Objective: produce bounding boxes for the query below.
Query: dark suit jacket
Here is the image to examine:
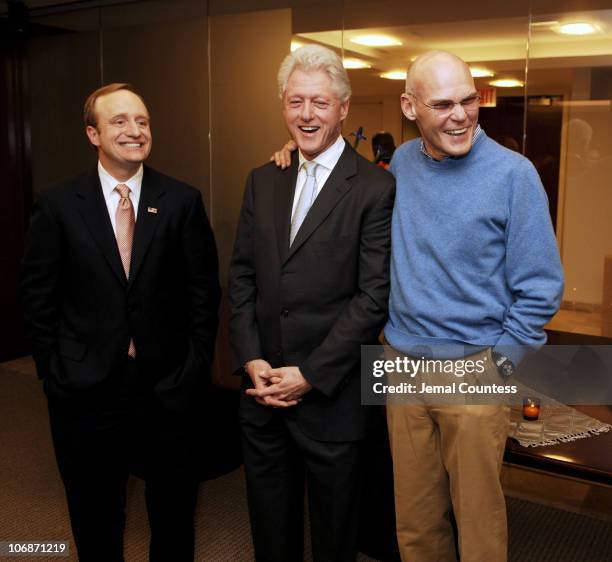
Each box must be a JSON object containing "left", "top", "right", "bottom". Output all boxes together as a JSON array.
[
  {"left": 229, "top": 141, "right": 395, "bottom": 442},
  {"left": 21, "top": 165, "right": 221, "bottom": 414}
]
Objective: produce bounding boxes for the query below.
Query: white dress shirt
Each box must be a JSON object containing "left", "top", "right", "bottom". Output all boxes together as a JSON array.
[
  {"left": 291, "top": 135, "right": 346, "bottom": 219},
  {"left": 98, "top": 161, "right": 143, "bottom": 235}
]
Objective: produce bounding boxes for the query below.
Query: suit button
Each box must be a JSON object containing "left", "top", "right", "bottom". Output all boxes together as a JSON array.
[{"left": 281, "top": 309, "right": 289, "bottom": 317}]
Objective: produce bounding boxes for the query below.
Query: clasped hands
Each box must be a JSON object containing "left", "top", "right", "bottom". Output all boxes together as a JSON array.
[{"left": 245, "top": 359, "right": 312, "bottom": 408}]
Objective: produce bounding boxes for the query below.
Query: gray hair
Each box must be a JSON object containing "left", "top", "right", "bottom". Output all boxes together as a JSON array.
[{"left": 277, "top": 44, "right": 351, "bottom": 103}]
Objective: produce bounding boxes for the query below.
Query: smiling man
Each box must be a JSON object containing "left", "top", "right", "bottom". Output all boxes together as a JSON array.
[
  {"left": 229, "top": 45, "right": 395, "bottom": 561},
  {"left": 85, "top": 87, "right": 152, "bottom": 175},
  {"left": 400, "top": 51, "right": 480, "bottom": 159},
  {"left": 21, "top": 83, "right": 220, "bottom": 561},
  {"left": 384, "top": 51, "right": 564, "bottom": 562}
]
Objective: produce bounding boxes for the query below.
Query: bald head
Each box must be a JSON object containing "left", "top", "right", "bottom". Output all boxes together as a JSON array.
[
  {"left": 400, "top": 50, "right": 479, "bottom": 160},
  {"left": 406, "top": 51, "right": 474, "bottom": 96}
]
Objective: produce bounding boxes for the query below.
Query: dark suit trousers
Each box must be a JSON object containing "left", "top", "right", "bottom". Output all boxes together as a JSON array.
[
  {"left": 241, "top": 411, "right": 364, "bottom": 562},
  {"left": 47, "top": 358, "right": 198, "bottom": 562}
]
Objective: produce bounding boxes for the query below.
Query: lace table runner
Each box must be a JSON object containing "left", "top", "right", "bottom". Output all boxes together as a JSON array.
[{"left": 508, "top": 383, "right": 611, "bottom": 447}]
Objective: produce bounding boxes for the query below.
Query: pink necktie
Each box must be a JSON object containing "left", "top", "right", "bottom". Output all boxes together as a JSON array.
[{"left": 115, "top": 183, "right": 136, "bottom": 358}]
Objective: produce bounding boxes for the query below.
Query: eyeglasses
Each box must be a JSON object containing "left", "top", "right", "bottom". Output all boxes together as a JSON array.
[{"left": 408, "top": 93, "right": 480, "bottom": 115}]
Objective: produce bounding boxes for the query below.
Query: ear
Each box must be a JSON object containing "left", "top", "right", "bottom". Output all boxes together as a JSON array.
[
  {"left": 86, "top": 125, "right": 101, "bottom": 147},
  {"left": 400, "top": 93, "right": 417, "bottom": 121},
  {"left": 339, "top": 99, "right": 350, "bottom": 122}
]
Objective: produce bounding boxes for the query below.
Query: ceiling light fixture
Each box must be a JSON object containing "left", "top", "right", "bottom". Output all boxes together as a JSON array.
[
  {"left": 557, "top": 22, "right": 598, "bottom": 35},
  {"left": 343, "top": 58, "right": 372, "bottom": 69},
  {"left": 470, "top": 67, "right": 495, "bottom": 78},
  {"left": 489, "top": 78, "right": 524, "bottom": 88},
  {"left": 380, "top": 71, "right": 407, "bottom": 80},
  {"left": 350, "top": 34, "right": 403, "bottom": 47}
]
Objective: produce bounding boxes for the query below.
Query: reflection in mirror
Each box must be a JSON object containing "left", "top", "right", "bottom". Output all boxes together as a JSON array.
[
  {"left": 289, "top": 0, "right": 611, "bottom": 339},
  {"left": 294, "top": 9, "right": 531, "bottom": 166},
  {"left": 527, "top": 8, "right": 612, "bottom": 337}
]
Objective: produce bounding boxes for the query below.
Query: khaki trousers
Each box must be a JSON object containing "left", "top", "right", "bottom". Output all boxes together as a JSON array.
[{"left": 385, "top": 349, "right": 510, "bottom": 562}]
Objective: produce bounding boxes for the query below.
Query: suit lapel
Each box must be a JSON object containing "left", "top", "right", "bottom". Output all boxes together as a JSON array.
[
  {"left": 128, "top": 165, "right": 164, "bottom": 288},
  {"left": 285, "top": 140, "right": 357, "bottom": 263},
  {"left": 76, "top": 168, "right": 127, "bottom": 286},
  {"left": 274, "top": 156, "right": 299, "bottom": 264}
]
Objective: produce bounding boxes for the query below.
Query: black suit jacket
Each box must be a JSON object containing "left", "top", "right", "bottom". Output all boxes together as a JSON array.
[
  {"left": 21, "top": 165, "right": 221, "bottom": 414},
  {"left": 229, "top": 141, "right": 395, "bottom": 442}
]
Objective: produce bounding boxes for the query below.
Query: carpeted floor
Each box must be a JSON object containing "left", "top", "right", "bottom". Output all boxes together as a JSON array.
[{"left": 1, "top": 357, "right": 611, "bottom": 562}]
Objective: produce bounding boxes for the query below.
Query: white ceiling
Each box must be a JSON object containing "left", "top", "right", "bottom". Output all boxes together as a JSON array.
[{"left": 295, "top": 9, "right": 612, "bottom": 97}]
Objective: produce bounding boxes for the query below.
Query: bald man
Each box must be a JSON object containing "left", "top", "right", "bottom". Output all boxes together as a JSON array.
[{"left": 383, "top": 51, "right": 563, "bottom": 561}]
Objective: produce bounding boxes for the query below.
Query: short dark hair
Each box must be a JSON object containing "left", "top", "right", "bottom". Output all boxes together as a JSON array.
[
  {"left": 372, "top": 131, "right": 396, "bottom": 164},
  {"left": 83, "top": 83, "right": 145, "bottom": 128}
]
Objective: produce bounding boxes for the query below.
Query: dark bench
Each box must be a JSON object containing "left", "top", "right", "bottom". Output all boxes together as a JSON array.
[{"left": 504, "top": 404, "right": 612, "bottom": 485}]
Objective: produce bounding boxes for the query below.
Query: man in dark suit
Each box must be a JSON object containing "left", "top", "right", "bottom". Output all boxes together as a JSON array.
[
  {"left": 229, "top": 45, "right": 395, "bottom": 562},
  {"left": 21, "top": 83, "right": 220, "bottom": 562}
]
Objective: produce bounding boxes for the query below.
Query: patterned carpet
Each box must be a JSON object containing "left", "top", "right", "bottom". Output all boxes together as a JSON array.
[
  {"left": 1, "top": 357, "right": 610, "bottom": 561},
  {"left": 0, "top": 358, "right": 375, "bottom": 562}
]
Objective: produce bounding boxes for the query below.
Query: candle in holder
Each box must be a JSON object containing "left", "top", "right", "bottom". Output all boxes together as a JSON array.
[{"left": 522, "top": 397, "right": 541, "bottom": 421}]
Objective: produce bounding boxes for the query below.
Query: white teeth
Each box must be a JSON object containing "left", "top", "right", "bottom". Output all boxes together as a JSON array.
[
  {"left": 123, "top": 143, "right": 142, "bottom": 147},
  {"left": 300, "top": 127, "right": 319, "bottom": 132},
  {"left": 445, "top": 128, "right": 467, "bottom": 136}
]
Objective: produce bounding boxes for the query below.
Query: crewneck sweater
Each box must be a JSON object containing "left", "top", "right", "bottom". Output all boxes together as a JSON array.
[{"left": 384, "top": 131, "right": 564, "bottom": 363}]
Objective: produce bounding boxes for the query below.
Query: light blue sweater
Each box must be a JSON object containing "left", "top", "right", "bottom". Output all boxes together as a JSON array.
[{"left": 384, "top": 131, "right": 564, "bottom": 363}]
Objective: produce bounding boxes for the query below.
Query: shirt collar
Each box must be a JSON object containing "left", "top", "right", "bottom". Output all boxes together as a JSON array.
[
  {"left": 420, "top": 124, "right": 483, "bottom": 161},
  {"left": 298, "top": 135, "right": 345, "bottom": 172},
  {"left": 98, "top": 161, "right": 144, "bottom": 199}
]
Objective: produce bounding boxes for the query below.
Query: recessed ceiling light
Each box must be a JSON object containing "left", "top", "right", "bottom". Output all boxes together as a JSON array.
[
  {"left": 290, "top": 41, "right": 303, "bottom": 52},
  {"left": 557, "top": 22, "right": 598, "bottom": 35},
  {"left": 343, "top": 58, "right": 372, "bottom": 69},
  {"left": 470, "top": 67, "right": 494, "bottom": 78},
  {"left": 350, "top": 34, "right": 403, "bottom": 47},
  {"left": 489, "top": 78, "right": 524, "bottom": 88},
  {"left": 380, "top": 71, "right": 407, "bottom": 80}
]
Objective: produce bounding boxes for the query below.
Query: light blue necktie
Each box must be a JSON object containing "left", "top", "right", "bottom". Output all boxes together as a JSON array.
[{"left": 290, "top": 161, "right": 318, "bottom": 246}]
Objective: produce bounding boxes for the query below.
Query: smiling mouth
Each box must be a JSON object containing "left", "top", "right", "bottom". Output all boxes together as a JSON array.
[
  {"left": 298, "top": 126, "right": 320, "bottom": 134},
  {"left": 444, "top": 128, "right": 469, "bottom": 137},
  {"left": 120, "top": 142, "right": 145, "bottom": 148}
]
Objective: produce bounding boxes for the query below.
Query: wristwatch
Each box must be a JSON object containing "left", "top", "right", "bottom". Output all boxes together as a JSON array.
[{"left": 491, "top": 351, "right": 515, "bottom": 378}]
